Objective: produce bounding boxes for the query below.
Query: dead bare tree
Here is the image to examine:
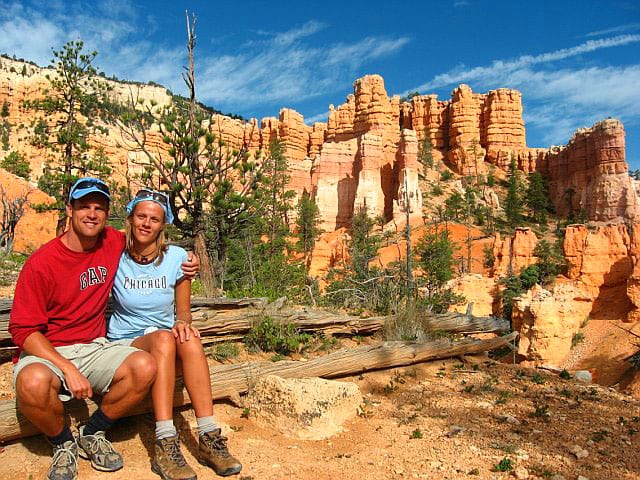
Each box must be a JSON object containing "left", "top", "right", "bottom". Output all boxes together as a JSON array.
[
  {"left": 0, "top": 186, "right": 26, "bottom": 253},
  {"left": 112, "top": 12, "right": 264, "bottom": 295}
]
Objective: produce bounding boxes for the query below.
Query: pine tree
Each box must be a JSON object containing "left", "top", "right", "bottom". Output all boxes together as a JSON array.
[
  {"left": 116, "top": 14, "right": 262, "bottom": 295},
  {"left": 504, "top": 155, "right": 523, "bottom": 228},
  {"left": 295, "top": 191, "right": 321, "bottom": 266},
  {"left": 526, "top": 171, "right": 550, "bottom": 225},
  {"left": 1, "top": 151, "right": 30, "bottom": 179},
  {"left": 415, "top": 223, "right": 460, "bottom": 313},
  {"left": 349, "top": 205, "right": 381, "bottom": 279},
  {"left": 257, "top": 139, "right": 295, "bottom": 255},
  {"left": 24, "top": 39, "right": 112, "bottom": 232},
  {"left": 418, "top": 130, "right": 433, "bottom": 175}
]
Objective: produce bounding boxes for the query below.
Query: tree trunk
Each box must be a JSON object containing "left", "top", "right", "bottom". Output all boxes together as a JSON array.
[
  {"left": 194, "top": 231, "right": 216, "bottom": 297},
  {"left": 0, "top": 332, "right": 517, "bottom": 442}
]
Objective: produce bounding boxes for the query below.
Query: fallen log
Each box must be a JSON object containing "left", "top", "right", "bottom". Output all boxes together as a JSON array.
[
  {"left": 0, "top": 297, "right": 509, "bottom": 348},
  {"left": 0, "top": 331, "right": 517, "bottom": 442}
]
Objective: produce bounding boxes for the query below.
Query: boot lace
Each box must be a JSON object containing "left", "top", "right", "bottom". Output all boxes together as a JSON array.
[
  {"left": 163, "top": 437, "right": 187, "bottom": 467},
  {"left": 51, "top": 442, "right": 77, "bottom": 470},
  {"left": 82, "top": 433, "right": 116, "bottom": 456},
  {"left": 202, "top": 432, "right": 231, "bottom": 458}
]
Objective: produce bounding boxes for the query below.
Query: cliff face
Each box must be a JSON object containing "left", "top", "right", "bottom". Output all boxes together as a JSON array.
[
  {"left": 0, "top": 58, "right": 638, "bottom": 245},
  {"left": 314, "top": 75, "right": 418, "bottom": 230},
  {"left": 543, "top": 119, "right": 639, "bottom": 222}
]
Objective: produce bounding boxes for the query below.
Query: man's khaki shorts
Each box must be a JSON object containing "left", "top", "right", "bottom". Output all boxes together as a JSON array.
[{"left": 13, "top": 337, "right": 140, "bottom": 401}]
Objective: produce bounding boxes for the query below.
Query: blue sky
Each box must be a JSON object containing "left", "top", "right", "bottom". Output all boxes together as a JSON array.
[{"left": 1, "top": 1, "right": 639, "bottom": 168}]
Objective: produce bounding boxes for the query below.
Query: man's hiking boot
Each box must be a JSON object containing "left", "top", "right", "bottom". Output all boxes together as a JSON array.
[
  {"left": 151, "top": 435, "right": 197, "bottom": 480},
  {"left": 48, "top": 439, "right": 78, "bottom": 480},
  {"left": 77, "top": 426, "right": 124, "bottom": 472},
  {"left": 198, "top": 429, "right": 242, "bottom": 477}
]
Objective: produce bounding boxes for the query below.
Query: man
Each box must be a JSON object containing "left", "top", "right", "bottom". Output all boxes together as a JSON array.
[{"left": 9, "top": 178, "right": 198, "bottom": 480}]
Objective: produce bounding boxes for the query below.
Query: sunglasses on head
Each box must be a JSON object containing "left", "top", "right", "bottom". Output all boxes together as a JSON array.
[
  {"left": 135, "top": 189, "right": 169, "bottom": 207},
  {"left": 72, "top": 179, "right": 110, "bottom": 195}
]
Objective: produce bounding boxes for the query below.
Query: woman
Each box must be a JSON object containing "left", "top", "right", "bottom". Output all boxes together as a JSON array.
[{"left": 107, "top": 189, "right": 242, "bottom": 480}]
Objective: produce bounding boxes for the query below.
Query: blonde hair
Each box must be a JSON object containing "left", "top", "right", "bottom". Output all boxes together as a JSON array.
[{"left": 124, "top": 206, "right": 168, "bottom": 265}]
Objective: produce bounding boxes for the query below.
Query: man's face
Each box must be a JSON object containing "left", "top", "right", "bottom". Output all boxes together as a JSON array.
[{"left": 66, "top": 193, "right": 109, "bottom": 240}]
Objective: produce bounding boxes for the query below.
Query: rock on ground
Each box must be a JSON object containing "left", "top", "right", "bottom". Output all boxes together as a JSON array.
[{"left": 244, "top": 375, "right": 362, "bottom": 440}]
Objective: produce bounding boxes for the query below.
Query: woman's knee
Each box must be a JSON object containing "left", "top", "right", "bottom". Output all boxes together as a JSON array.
[
  {"left": 176, "top": 336, "right": 205, "bottom": 359},
  {"left": 149, "top": 330, "right": 176, "bottom": 357}
]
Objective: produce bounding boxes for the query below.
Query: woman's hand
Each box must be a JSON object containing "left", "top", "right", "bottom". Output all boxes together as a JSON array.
[{"left": 172, "top": 320, "right": 200, "bottom": 343}]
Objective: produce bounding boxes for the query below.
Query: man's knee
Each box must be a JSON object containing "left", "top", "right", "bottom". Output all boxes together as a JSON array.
[
  {"left": 118, "top": 350, "right": 157, "bottom": 386},
  {"left": 15, "top": 364, "right": 59, "bottom": 403}
]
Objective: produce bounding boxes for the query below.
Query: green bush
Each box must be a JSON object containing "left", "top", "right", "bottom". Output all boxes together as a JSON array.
[
  {"left": 571, "top": 332, "right": 585, "bottom": 348},
  {"left": 431, "top": 183, "right": 444, "bottom": 196},
  {"left": 244, "top": 316, "right": 312, "bottom": 355},
  {"left": 0, "top": 252, "right": 26, "bottom": 286},
  {"left": 207, "top": 342, "right": 240, "bottom": 362},
  {"left": 440, "top": 169, "right": 453, "bottom": 181},
  {"left": 494, "top": 458, "right": 513, "bottom": 472}
]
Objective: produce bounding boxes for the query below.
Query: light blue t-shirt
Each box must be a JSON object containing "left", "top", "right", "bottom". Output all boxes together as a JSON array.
[{"left": 107, "top": 245, "right": 187, "bottom": 340}]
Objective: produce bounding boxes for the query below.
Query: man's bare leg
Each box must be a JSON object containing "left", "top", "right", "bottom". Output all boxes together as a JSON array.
[
  {"left": 15, "top": 363, "right": 65, "bottom": 437},
  {"left": 99, "top": 350, "right": 156, "bottom": 419}
]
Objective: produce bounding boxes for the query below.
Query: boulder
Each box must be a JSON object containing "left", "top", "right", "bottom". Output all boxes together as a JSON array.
[
  {"left": 512, "top": 282, "right": 594, "bottom": 366},
  {"left": 448, "top": 274, "right": 497, "bottom": 316},
  {"left": 244, "top": 375, "right": 362, "bottom": 440}
]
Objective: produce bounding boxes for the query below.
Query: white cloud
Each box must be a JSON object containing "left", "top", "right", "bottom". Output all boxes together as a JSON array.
[
  {"left": 519, "top": 65, "right": 640, "bottom": 146},
  {"left": 403, "top": 35, "right": 640, "bottom": 147},
  {"left": 197, "top": 31, "right": 409, "bottom": 111},
  {"left": 272, "top": 20, "right": 325, "bottom": 46},
  {"left": 305, "top": 111, "right": 329, "bottom": 124},
  {"left": 585, "top": 23, "right": 640, "bottom": 37},
  {"left": 408, "top": 34, "right": 640, "bottom": 93},
  {"left": 0, "top": 1, "right": 409, "bottom": 114}
]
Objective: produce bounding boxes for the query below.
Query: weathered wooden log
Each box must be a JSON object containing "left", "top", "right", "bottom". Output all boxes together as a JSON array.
[
  {"left": 0, "top": 331, "right": 517, "bottom": 442},
  {"left": 0, "top": 297, "right": 268, "bottom": 345},
  {"left": 0, "top": 297, "right": 509, "bottom": 347}
]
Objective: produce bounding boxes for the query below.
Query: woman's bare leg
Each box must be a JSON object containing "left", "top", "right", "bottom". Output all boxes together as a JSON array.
[
  {"left": 176, "top": 336, "right": 213, "bottom": 417},
  {"left": 132, "top": 330, "right": 176, "bottom": 421}
]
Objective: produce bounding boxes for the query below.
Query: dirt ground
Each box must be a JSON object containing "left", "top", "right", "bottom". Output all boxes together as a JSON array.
[{"left": 0, "top": 325, "right": 639, "bottom": 480}]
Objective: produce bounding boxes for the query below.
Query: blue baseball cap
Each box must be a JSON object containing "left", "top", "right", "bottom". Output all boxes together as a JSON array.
[
  {"left": 69, "top": 177, "right": 111, "bottom": 202},
  {"left": 126, "top": 189, "right": 174, "bottom": 224}
]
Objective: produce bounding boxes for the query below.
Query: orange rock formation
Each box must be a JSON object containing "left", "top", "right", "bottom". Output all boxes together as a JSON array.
[
  {"left": 491, "top": 228, "right": 539, "bottom": 276},
  {"left": 0, "top": 168, "right": 56, "bottom": 253},
  {"left": 1, "top": 56, "right": 638, "bottom": 263},
  {"left": 542, "top": 119, "right": 639, "bottom": 222}
]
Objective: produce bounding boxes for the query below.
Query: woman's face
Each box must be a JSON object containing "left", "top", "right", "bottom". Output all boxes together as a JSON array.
[{"left": 131, "top": 200, "right": 165, "bottom": 245}]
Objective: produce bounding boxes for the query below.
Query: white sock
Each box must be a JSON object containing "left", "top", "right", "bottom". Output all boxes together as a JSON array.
[
  {"left": 155, "top": 420, "right": 177, "bottom": 440},
  {"left": 196, "top": 416, "right": 218, "bottom": 436}
]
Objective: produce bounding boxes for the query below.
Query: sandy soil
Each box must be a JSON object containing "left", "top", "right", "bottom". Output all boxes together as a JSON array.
[{"left": 0, "top": 335, "right": 639, "bottom": 480}]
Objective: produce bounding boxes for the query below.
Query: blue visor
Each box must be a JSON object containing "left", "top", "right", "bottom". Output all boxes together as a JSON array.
[
  {"left": 126, "top": 189, "right": 174, "bottom": 224},
  {"left": 69, "top": 178, "right": 111, "bottom": 202}
]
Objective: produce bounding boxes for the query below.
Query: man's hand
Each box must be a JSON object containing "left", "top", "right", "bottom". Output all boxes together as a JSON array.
[
  {"left": 22, "top": 331, "right": 93, "bottom": 400},
  {"left": 61, "top": 363, "right": 93, "bottom": 400},
  {"left": 181, "top": 252, "right": 200, "bottom": 280}
]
